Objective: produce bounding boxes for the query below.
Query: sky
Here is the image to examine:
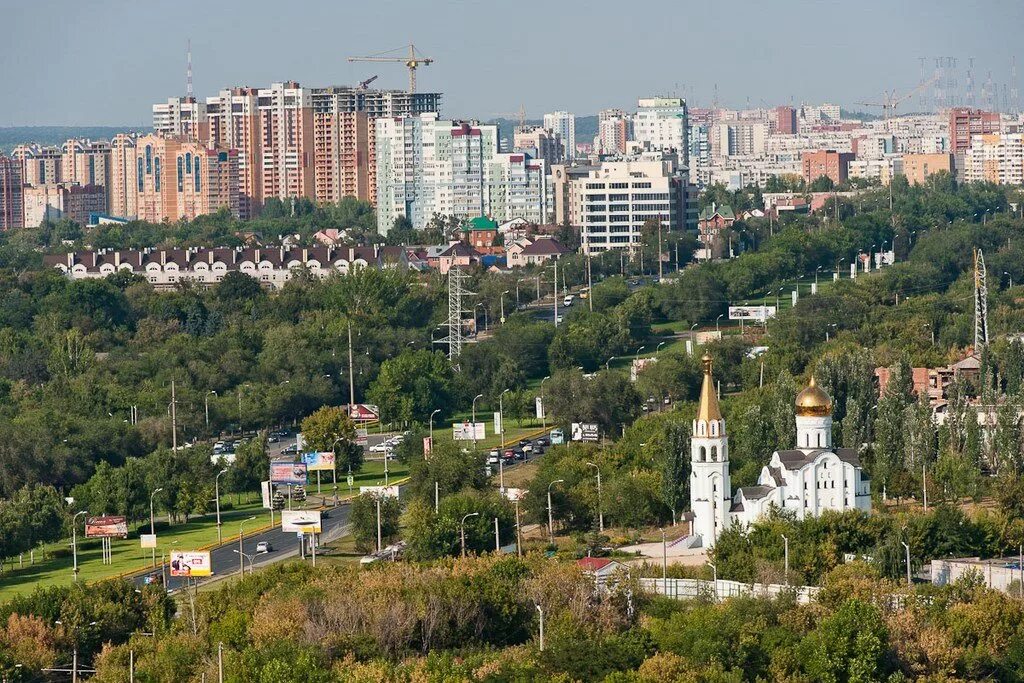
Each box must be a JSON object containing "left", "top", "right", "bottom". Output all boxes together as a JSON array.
[{"left": 2, "top": 0, "right": 1023, "bottom": 127}]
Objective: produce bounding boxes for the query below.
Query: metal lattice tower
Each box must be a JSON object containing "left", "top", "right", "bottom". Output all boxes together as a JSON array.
[
  {"left": 974, "top": 249, "right": 989, "bottom": 351},
  {"left": 186, "top": 39, "right": 193, "bottom": 98},
  {"left": 437, "top": 267, "right": 474, "bottom": 368}
]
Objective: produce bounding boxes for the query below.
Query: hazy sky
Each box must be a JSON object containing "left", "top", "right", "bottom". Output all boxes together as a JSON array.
[{"left": 2, "top": 0, "right": 1023, "bottom": 126}]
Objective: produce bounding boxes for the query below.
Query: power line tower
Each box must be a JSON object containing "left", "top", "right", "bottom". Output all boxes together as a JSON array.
[
  {"left": 974, "top": 248, "right": 989, "bottom": 351},
  {"left": 438, "top": 267, "right": 473, "bottom": 368}
]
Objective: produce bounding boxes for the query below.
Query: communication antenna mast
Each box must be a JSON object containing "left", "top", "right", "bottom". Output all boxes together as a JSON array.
[
  {"left": 965, "top": 57, "right": 975, "bottom": 108},
  {"left": 438, "top": 267, "right": 474, "bottom": 368},
  {"left": 186, "top": 39, "right": 193, "bottom": 98},
  {"left": 1012, "top": 56, "right": 1020, "bottom": 115},
  {"left": 974, "top": 248, "right": 989, "bottom": 351}
]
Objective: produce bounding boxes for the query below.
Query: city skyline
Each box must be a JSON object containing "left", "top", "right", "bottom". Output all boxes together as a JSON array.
[{"left": 3, "top": 0, "right": 1024, "bottom": 126}]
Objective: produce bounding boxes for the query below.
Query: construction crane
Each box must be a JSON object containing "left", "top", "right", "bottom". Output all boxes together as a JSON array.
[
  {"left": 492, "top": 105, "right": 529, "bottom": 128},
  {"left": 357, "top": 75, "right": 379, "bottom": 90},
  {"left": 856, "top": 76, "right": 938, "bottom": 121},
  {"left": 347, "top": 43, "right": 433, "bottom": 94}
]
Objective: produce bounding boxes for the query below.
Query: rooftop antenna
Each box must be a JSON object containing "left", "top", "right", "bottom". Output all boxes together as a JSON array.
[{"left": 186, "top": 39, "right": 193, "bottom": 99}]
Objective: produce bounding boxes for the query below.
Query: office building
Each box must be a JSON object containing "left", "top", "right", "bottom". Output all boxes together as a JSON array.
[
  {"left": 802, "top": 150, "right": 854, "bottom": 185},
  {"left": 949, "top": 108, "right": 1000, "bottom": 155},
  {"left": 543, "top": 111, "right": 576, "bottom": 160},
  {"left": 559, "top": 153, "right": 692, "bottom": 255},
  {"left": 135, "top": 135, "right": 239, "bottom": 222},
  {"left": 902, "top": 153, "right": 954, "bottom": 185},
  {"left": 514, "top": 126, "right": 563, "bottom": 168},
  {"left": 633, "top": 98, "right": 688, "bottom": 163},
  {"left": 0, "top": 154, "right": 24, "bottom": 230},
  {"left": 153, "top": 96, "right": 209, "bottom": 140}
]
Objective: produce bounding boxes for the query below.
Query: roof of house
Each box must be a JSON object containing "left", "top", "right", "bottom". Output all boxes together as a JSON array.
[
  {"left": 461, "top": 216, "right": 499, "bottom": 232},
  {"left": 950, "top": 354, "right": 981, "bottom": 371},
  {"left": 520, "top": 238, "right": 570, "bottom": 256},
  {"left": 698, "top": 204, "right": 736, "bottom": 221},
  {"left": 776, "top": 447, "right": 862, "bottom": 469},
  {"left": 439, "top": 242, "right": 481, "bottom": 258},
  {"left": 577, "top": 557, "right": 620, "bottom": 573},
  {"left": 738, "top": 485, "right": 773, "bottom": 501}
]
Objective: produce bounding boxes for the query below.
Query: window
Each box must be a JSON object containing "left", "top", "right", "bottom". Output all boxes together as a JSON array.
[
  {"left": 145, "top": 145, "right": 152, "bottom": 174},
  {"left": 137, "top": 158, "right": 144, "bottom": 192},
  {"left": 195, "top": 159, "right": 201, "bottom": 192},
  {"left": 185, "top": 152, "right": 192, "bottom": 174},
  {"left": 177, "top": 156, "right": 183, "bottom": 192},
  {"left": 154, "top": 157, "right": 161, "bottom": 191},
  {"left": 88, "top": 156, "right": 96, "bottom": 185},
  {"left": 699, "top": 446, "right": 706, "bottom": 462},
  {"left": 711, "top": 446, "right": 718, "bottom": 461}
]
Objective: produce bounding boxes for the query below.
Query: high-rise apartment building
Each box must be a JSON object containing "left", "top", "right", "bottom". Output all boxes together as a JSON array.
[
  {"left": 543, "top": 111, "right": 576, "bottom": 161},
  {"left": 206, "top": 87, "right": 262, "bottom": 219},
  {"left": 0, "top": 155, "right": 24, "bottom": 230},
  {"left": 11, "top": 145, "right": 63, "bottom": 185},
  {"left": 135, "top": 135, "right": 239, "bottom": 222},
  {"left": 256, "top": 82, "right": 315, "bottom": 204},
  {"left": 964, "top": 134, "right": 1024, "bottom": 185},
  {"left": 713, "top": 121, "right": 768, "bottom": 157},
  {"left": 949, "top": 107, "right": 1000, "bottom": 155},
  {"left": 62, "top": 139, "right": 111, "bottom": 191},
  {"left": 312, "top": 94, "right": 374, "bottom": 205},
  {"left": 801, "top": 150, "right": 855, "bottom": 185},
  {"left": 774, "top": 106, "right": 797, "bottom": 135},
  {"left": 375, "top": 114, "right": 545, "bottom": 233},
  {"left": 558, "top": 154, "right": 691, "bottom": 255},
  {"left": 632, "top": 98, "right": 688, "bottom": 164},
  {"left": 513, "top": 125, "right": 563, "bottom": 168},
  {"left": 153, "top": 96, "right": 209, "bottom": 140},
  {"left": 23, "top": 183, "right": 106, "bottom": 227},
  {"left": 902, "top": 153, "right": 954, "bottom": 185},
  {"left": 597, "top": 109, "right": 630, "bottom": 155},
  {"left": 108, "top": 134, "right": 138, "bottom": 218}
]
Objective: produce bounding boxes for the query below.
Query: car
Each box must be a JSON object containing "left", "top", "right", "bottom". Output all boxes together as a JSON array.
[
  {"left": 214, "top": 441, "right": 226, "bottom": 450},
  {"left": 563, "top": 294, "right": 575, "bottom": 307},
  {"left": 487, "top": 450, "right": 500, "bottom": 464},
  {"left": 518, "top": 439, "right": 531, "bottom": 447},
  {"left": 513, "top": 448, "right": 526, "bottom": 460},
  {"left": 522, "top": 443, "right": 534, "bottom": 455},
  {"left": 283, "top": 444, "right": 299, "bottom": 454},
  {"left": 369, "top": 443, "right": 388, "bottom": 453},
  {"left": 256, "top": 541, "right": 272, "bottom": 554},
  {"left": 267, "top": 435, "right": 279, "bottom": 443},
  {"left": 536, "top": 437, "right": 550, "bottom": 447}
]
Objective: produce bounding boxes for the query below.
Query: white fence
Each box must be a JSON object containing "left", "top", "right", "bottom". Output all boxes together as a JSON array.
[{"left": 638, "top": 577, "right": 819, "bottom": 604}]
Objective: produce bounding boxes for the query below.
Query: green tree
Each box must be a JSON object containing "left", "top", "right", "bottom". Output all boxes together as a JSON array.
[
  {"left": 349, "top": 493, "right": 400, "bottom": 553},
  {"left": 367, "top": 349, "right": 454, "bottom": 424},
  {"left": 800, "top": 599, "right": 893, "bottom": 683},
  {"left": 299, "top": 406, "right": 362, "bottom": 473}
]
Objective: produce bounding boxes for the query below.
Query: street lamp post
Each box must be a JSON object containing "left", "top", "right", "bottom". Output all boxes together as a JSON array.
[
  {"left": 1005, "top": 271, "right": 1014, "bottom": 289},
  {"left": 547, "top": 479, "right": 564, "bottom": 544},
  {"left": 656, "top": 341, "right": 666, "bottom": 357},
  {"left": 498, "top": 389, "right": 510, "bottom": 491},
  {"left": 636, "top": 345, "right": 645, "bottom": 359},
  {"left": 587, "top": 462, "right": 603, "bottom": 532},
  {"left": 239, "top": 516, "right": 256, "bottom": 576},
  {"left": 72, "top": 510, "right": 88, "bottom": 581},
  {"left": 782, "top": 534, "right": 789, "bottom": 586},
  {"left": 715, "top": 314, "right": 723, "bottom": 333},
  {"left": 460, "top": 512, "right": 479, "bottom": 557},
  {"left": 708, "top": 561, "right": 718, "bottom": 600},
  {"left": 205, "top": 390, "right": 217, "bottom": 429},
  {"left": 902, "top": 541, "right": 912, "bottom": 586},
  {"left": 535, "top": 604, "right": 545, "bottom": 651},
  {"left": 149, "top": 487, "right": 163, "bottom": 566},
  {"left": 232, "top": 549, "right": 255, "bottom": 575},
  {"left": 539, "top": 376, "right": 550, "bottom": 429},
  {"left": 605, "top": 356, "right": 615, "bottom": 371},
  {"left": 429, "top": 409, "right": 440, "bottom": 445},
  {"left": 215, "top": 468, "right": 228, "bottom": 544},
  {"left": 500, "top": 289, "right": 509, "bottom": 324}
]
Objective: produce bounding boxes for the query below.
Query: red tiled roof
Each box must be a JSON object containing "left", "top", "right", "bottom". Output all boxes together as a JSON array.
[{"left": 577, "top": 557, "right": 615, "bottom": 572}]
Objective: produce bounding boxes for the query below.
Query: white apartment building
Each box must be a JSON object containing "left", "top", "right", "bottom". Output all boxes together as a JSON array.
[
  {"left": 632, "top": 98, "right": 688, "bottom": 163},
  {"left": 566, "top": 154, "right": 691, "bottom": 255},
  {"left": 152, "top": 96, "right": 208, "bottom": 140},
  {"left": 543, "top": 111, "right": 576, "bottom": 160},
  {"left": 800, "top": 103, "right": 841, "bottom": 124},
  {"left": 712, "top": 121, "right": 768, "bottom": 158},
  {"left": 964, "top": 133, "right": 1024, "bottom": 185},
  {"left": 375, "top": 114, "right": 545, "bottom": 233},
  {"left": 513, "top": 126, "right": 563, "bottom": 168},
  {"left": 597, "top": 109, "right": 630, "bottom": 156}
]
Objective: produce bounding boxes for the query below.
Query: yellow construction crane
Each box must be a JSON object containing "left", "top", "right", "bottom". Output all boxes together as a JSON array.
[
  {"left": 347, "top": 43, "right": 433, "bottom": 94},
  {"left": 856, "top": 76, "right": 938, "bottom": 121}
]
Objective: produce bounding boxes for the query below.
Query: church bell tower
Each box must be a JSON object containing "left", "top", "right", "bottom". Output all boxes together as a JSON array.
[{"left": 689, "top": 354, "right": 731, "bottom": 546}]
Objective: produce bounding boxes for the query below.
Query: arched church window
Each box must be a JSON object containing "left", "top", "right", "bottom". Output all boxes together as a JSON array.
[
  {"left": 711, "top": 446, "right": 718, "bottom": 461},
  {"left": 817, "top": 432, "right": 822, "bottom": 447},
  {"left": 699, "top": 446, "right": 706, "bottom": 462}
]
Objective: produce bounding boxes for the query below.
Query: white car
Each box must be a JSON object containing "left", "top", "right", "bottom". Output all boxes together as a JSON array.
[
  {"left": 256, "top": 541, "right": 272, "bottom": 554},
  {"left": 369, "top": 443, "right": 388, "bottom": 453},
  {"left": 563, "top": 295, "right": 575, "bottom": 307}
]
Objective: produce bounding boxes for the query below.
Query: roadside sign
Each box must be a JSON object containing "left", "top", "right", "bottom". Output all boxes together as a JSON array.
[
  {"left": 571, "top": 423, "right": 599, "bottom": 442},
  {"left": 270, "top": 460, "right": 307, "bottom": 485},
  {"left": 453, "top": 422, "right": 485, "bottom": 440},
  {"left": 140, "top": 534, "right": 157, "bottom": 549},
  {"left": 85, "top": 516, "right": 128, "bottom": 538},
  {"left": 493, "top": 411, "right": 502, "bottom": 435},
  {"left": 355, "top": 428, "right": 368, "bottom": 446},
  {"left": 535, "top": 396, "right": 545, "bottom": 420},
  {"left": 346, "top": 473, "right": 355, "bottom": 487},
  {"left": 169, "top": 551, "right": 212, "bottom": 577},
  {"left": 281, "top": 509, "right": 322, "bottom": 534}
]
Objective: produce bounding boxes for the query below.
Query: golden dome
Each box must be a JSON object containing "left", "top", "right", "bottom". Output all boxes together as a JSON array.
[{"left": 795, "top": 376, "right": 832, "bottom": 417}]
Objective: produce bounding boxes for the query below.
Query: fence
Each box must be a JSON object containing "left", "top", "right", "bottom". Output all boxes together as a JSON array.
[{"left": 638, "top": 577, "right": 819, "bottom": 605}]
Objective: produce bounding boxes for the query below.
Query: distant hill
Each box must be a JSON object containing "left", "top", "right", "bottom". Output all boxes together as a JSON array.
[{"left": 0, "top": 126, "right": 151, "bottom": 153}]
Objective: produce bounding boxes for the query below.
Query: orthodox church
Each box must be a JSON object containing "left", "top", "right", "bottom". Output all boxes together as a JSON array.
[{"left": 689, "top": 354, "right": 872, "bottom": 547}]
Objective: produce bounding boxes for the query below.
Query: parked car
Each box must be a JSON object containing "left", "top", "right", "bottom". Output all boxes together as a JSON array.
[
  {"left": 283, "top": 444, "right": 299, "bottom": 454},
  {"left": 522, "top": 443, "right": 534, "bottom": 455},
  {"left": 256, "top": 541, "right": 272, "bottom": 554}
]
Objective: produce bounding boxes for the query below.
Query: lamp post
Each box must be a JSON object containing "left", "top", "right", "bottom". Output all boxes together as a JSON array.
[
  {"left": 500, "top": 289, "right": 510, "bottom": 324},
  {"left": 539, "top": 376, "right": 550, "bottom": 428},
  {"left": 656, "top": 341, "right": 666, "bottom": 356},
  {"left": 460, "top": 512, "right": 479, "bottom": 557},
  {"left": 498, "top": 389, "right": 510, "bottom": 490},
  {"left": 547, "top": 479, "right": 564, "bottom": 544},
  {"left": 149, "top": 487, "right": 164, "bottom": 566},
  {"left": 1006, "top": 271, "right": 1014, "bottom": 289},
  {"left": 472, "top": 393, "right": 484, "bottom": 450},
  {"left": 239, "top": 516, "right": 256, "bottom": 576},
  {"left": 232, "top": 549, "right": 255, "bottom": 575},
  {"left": 587, "top": 462, "right": 603, "bottom": 532},
  {"left": 215, "top": 468, "right": 228, "bottom": 544},
  {"left": 476, "top": 302, "right": 488, "bottom": 332},
  {"left": 72, "top": 510, "right": 88, "bottom": 581},
  {"left": 429, "top": 409, "right": 440, "bottom": 445},
  {"left": 205, "top": 390, "right": 217, "bottom": 429},
  {"left": 708, "top": 561, "right": 718, "bottom": 600},
  {"left": 605, "top": 356, "right": 615, "bottom": 371},
  {"left": 535, "top": 603, "right": 545, "bottom": 651},
  {"left": 781, "top": 534, "right": 789, "bottom": 586},
  {"left": 715, "top": 314, "right": 723, "bottom": 332},
  {"left": 902, "top": 541, "right": 912, "bottom": 586}
]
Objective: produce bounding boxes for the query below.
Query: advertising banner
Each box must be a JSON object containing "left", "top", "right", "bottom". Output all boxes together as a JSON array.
[
  {"left": 355, "top": 428, "right": 368, "bottom": 447},
  {"left": 423, "top": 436, "right": 433, "bottom": 456},
  {"left": 728, "top": 305, "right": 776, "bottom": 322},
  {"left": 270, "top": 460, "right": 307, "bottom": 485},
  {"left": 535, "top": 396, "right": 545, "bottom": 420},
  {"left": 571, "top": 423, "right": 599, "bottom": 442},
  {"left": 359, "top": 485, "right": 400, "bottom": 499},
  {"left": 169, "top": 551, "right": 212, "bottom": 577},
  {"left": 453, "top": 422, "right": 485, "bottom": 440},
  {"left": 302, "top": 451, "right": 336, "bottom": 471},
  {"left": 140, "top": 534, "right": 157, "bottom": 549},
  {"left": 281, "top": 509, "right": 322, "bottom": 534},
  {"left": 261, "top": 480, "right": 273, "bottom": 509},
  {"left": 346, "top": 404, "right": 380, "bottom": 422},
  {"left": 493, "top": 411, "right": 503, "bottom": 436},
  {"left": 85, "top": 515, "right": 128, "bottom": 538}
]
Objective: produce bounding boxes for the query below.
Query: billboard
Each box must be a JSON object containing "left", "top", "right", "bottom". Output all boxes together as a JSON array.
[
  {"left": 169, "top": 551, "right": 212, "bottom": 577},
  {"left": 346, "top": 403, "right": 380, "bottom": 422},
  {"left": 140, "top": 534, "right": 157, "bottom": 549},
  {"left": 571, "top": 423, "right": 599, "bottom": 442},
  {"left": 302, "top": 451, "right": 336, "bottom": 471},
  {"left": 360, "top": 485, "right": 400, "bottom": 498},
  {"left": 85, "top": 515, "right": 128, "bottom": 538},
  {"left": 355, "top": 428, "right": 368, "bottom": 447},
  {"left": 493, "top": 411, "right": 503, "bottom": 435},
  {"left": 728, "top": 305, "right": 776, "bottom": 322},
  {"left": 281, "top": 509, "right": 322, "bottom": 533},
  {"left": 270, "top": 460, "right": 307, "bottom": 485},
  {"left": 423, "top": 436, "right": 433, "bottom": 456},
  {"left": 453, "top": 421, "right": 485, "bottom": 440},
  {"left": 261, "top": 480, "right": 273, "bottom": 509}
]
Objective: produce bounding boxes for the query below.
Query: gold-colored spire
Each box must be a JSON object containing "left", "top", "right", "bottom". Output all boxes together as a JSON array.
[
  {"left": 795, "top": 375, "right": 832, "bottom": 416},
  {"left": 696, "top": 353, "right": 723, "bottom": 422}
]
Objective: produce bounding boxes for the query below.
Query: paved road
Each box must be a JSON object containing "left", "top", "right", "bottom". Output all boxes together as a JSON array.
[{"left": 133, "top": 503, "right": 351, "bottom": 592}]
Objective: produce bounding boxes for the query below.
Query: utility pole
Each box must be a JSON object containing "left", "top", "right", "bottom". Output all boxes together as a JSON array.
[
  {"left": 658, "top": 216, "right": 664, "bottom": 281},
  {"left": 553, "top": 259, "right": 559, "bottom": 327},
  {"left": 170, "top": 380, "right": 178, "bottom": 451},
  {"left": 347, "top": 320, "right": 355, "bottom": 406},
  {"left": 494, "top": 517, "right": 500, "bottom": 552}
]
